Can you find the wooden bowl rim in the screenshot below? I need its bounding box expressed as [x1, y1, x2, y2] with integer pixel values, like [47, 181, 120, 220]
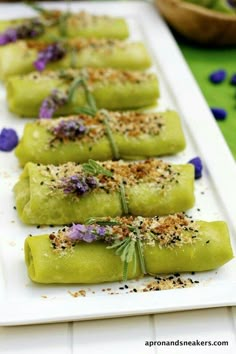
[162, 0, 236, 22]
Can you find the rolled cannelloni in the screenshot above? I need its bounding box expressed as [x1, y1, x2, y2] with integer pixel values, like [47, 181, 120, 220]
[7, 68, 159, 117]
[15, 110, 186, 166]
[24, 214, 234, 284]
[14, 159, 195, 225]
[0, 39, 151, 80]
[0, 11, 128, 41]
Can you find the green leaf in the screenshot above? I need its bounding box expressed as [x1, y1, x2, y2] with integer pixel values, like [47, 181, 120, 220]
[126, 239, 136, 263]
[136, 238, 147, 275]
[119, 182, 129, 215]
[82, 159, 113, 177]
[100, 109, 120, 160]
[107, 238, 127, 250]
[85, 218, 121, 226]
[74, 106, 97, 117]
[67, 77, 84, 102]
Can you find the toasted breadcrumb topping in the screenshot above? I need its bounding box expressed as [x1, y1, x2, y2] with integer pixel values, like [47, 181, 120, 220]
[26, 68, 155, 85]
[27, 38, 130, 52]
[38, 159, 180, 194]
[38, 111, 164, 145]
[48, 213, 199, 254]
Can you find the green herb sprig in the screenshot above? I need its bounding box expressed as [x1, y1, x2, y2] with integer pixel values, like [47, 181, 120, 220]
[82, 159, 113, 177]
[67, 70, 98, 117]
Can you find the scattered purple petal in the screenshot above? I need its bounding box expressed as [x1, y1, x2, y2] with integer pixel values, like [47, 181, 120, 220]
[230, 74, 236, 86]
[211, 107, 227, 121]
[0, 128, 18, 152]
[209, 70, 227, 84]
[34, 43, 66, 72]
[39, 89, 68, 119]
[52, 119, 87, 140]
[68, 224, 107, 243]
[188, 157, 203, 180]
[0, 19, 44, 46]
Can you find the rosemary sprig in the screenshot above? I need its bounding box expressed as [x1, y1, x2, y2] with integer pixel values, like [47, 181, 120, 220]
[67, 77, 84, 102]
[100, 109, 120, 160]
[82, 159, 113, 177]
[107, 237, 136, 281]
[119, 182, 129, 215]
[136, 238, 147, 275]
[67, 72, 98, 117]
[74, 107, 97, 117]
[85, 218, 121, 226]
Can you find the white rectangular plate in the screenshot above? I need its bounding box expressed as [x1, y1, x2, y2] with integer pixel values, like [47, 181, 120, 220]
[0, 1, 236, 326]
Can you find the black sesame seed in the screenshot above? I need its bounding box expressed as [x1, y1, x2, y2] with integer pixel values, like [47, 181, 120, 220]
[133, 288, 137, 293]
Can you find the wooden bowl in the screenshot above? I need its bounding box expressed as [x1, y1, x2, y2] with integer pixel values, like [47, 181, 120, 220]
[155, 0, 236, 45]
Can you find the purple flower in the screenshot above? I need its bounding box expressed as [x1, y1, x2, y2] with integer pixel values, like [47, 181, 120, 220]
[209, 70, 227, 84]
[0, 128, 18, 152]
[68, 224, 107, 243]
[39, 89, 68, 119]
[62, 175, 98, 196]
[52, 119, 87, 140]
[211, 107, 227, 121]
[0, 20, 44, 46]
[188, 157, 203, 180]
[68, 224, 96, 242]
[34, 43, 66, 72]
[230, 74, 236, 86]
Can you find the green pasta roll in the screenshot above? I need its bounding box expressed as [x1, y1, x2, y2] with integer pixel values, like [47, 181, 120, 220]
[14, 159, 195, 225]
[7, 68, 159, 117]
[24, 214, 234, 284]
[0, 39, 151, 81]
[0, 10, 129, 42]
[15, 110, 186, 166]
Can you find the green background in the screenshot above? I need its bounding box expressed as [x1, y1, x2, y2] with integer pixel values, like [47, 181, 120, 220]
[177, 36, 236, 158]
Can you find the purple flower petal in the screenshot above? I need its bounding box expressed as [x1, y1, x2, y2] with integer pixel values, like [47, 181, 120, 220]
[39, 90, 68, 119]
[209, 70, 227, 84]
[0, 20, 44, 46]
[188, 157, 203, 180]
[0, 128, 18, 152]
[52, 119, 87, 140]
[230, 74, 236, 86]
[34, 43, 66, 72]
[211, 107, 227, 121]
[68, 223, 107, 242]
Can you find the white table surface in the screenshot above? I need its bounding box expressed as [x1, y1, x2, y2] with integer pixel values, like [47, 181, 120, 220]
[0, 307, 236, 353]
[0, 1, 236, 352]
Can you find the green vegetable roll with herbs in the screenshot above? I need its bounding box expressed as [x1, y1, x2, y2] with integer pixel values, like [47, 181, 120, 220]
[7, 68, 159, 117]
[14, 159, 195, 225]
[0, 10, 129, 43]
[24, 213, 234, 284]
[15, 110, 186, 166]
[0, 39, 151, 81]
